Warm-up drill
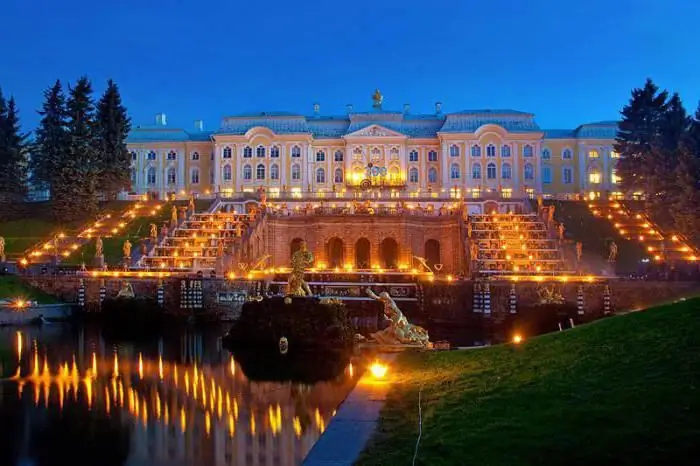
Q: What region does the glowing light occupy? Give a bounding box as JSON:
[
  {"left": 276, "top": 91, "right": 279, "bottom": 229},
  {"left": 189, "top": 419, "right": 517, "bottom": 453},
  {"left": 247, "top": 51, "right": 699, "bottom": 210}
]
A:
[
  {"left": 369, "top": 361, "right": 388, "bottom": 379},
  {"left": 672, "top": 235, "right": 679, "bottom": 242},
  {"left": 512, "top": 334, "right": 523, "bottom": 344},
  {"left": 138, "top": 353, "right": 144, "bottom": 378}
]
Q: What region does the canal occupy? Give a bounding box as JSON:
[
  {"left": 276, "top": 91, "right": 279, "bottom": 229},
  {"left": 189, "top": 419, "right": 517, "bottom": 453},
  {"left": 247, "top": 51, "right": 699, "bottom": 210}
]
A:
[{"left": 0, "top": 324, "right": 359, "bottom": 466}]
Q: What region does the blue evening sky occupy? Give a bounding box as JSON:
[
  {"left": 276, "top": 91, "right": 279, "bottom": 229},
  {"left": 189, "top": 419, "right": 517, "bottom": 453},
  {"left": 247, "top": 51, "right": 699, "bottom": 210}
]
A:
[{"left": 2, "top": 0, "right": 699, "bottom": 132}]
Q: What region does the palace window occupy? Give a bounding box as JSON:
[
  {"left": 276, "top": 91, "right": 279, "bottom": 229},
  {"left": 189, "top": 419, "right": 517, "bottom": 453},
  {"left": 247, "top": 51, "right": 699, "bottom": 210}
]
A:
[
  {"left": 316, "top": 167, "right": 325, "bottom": 183},
  {"left": 131, "top": 151, "right": 137, "bottom": 161},
  {"left": 563, "top": 167, "right": 573, "bottom": 184},
  {"left": 147, "top": 167, "right": 156, "bottom": 184},
  {"left": 611, "top": 169, "right": 620, "bottom": 185},
  {"left": 472, "top": 163, "right": 482, "bottom": 180},
  {"left": 542, "top": 148, "right": 551, "bottom": 160},
  {"left": 389, "top": 166, "right": 400, "bottom": 181},
  {"left": 191, "top": 151, "right": 200, "bottom": 161},
  {"left": 291, "top": 146, "right": 301, "bottom": 158},
  {"left": 256, "top": 146, "right": 266, "bottom": 158},
  {"left": 409, "top": 167, "right": 419, "bottom": 183},
  {"left": 353, "top": 147, "right": 363, "bottom": 161},
  {"left": 371, "top": 147, "right": 381, "bottom": 162},
  {"left": 270, "top": 146, "right": 280, "bottom": 158},
  {"left": 562, "top": 148, "right": 572, "bottom": 160},
  {"left": 147, "top": 151, "right": 156, "bottom": 161},
  {"left": 243, "top": 146, "right": 252, "bottom": 158},
  {"left": 167, "top": 151, "right": 177, "bottom": 161},
  {"left": 487, "top": 162, "right": 496, "bottom": 180},
  {"left": 611, "top": 150, "right": 620, "bottom": 159},
  {"left": 501, "top": 145, "right": 511, "bottom": 157},
  {"left": 450, "top": 145, "right": 460, "bottom": 157},
  {"left": 486, "top": 144, "right": 496, "bottom": 157},
  {"left": 543, "top": 166, "right": 552, "bottom": 184},
  {"left": 256, "top": 164, "right": 265, "bottom": 180},
  {"left": 589, "top": 169, "right": 601, "bottom": 184},
  {"left": 588, "top": 149, "right": 599, "bottom": 159},
  {"left": 270, "top": 164, "right": 279, "bottom": 180},
  {"left": 524, "top": 163, "right": 534, "bottom": 180},
  {"left": 220, "top": 147, "right": 231, "bottom": 159},
  {"left": 291, "top": 164, "right": 301, "bottom": 181},
  {"left": 167, "top": 167, "right": 177, "bottom": 184},
  {"left": 316, "top": 150, "right": 325, "bottom": 162},
  {"left": 450, "top": 163, "right": 460, "bottom": 179},
  {"left": 334, "top": 150, "right": 344, "bottom": 162},
  {"left": 502, "top": 163, "right": 512, "bottom": 180},
  {"left": 130, "top": 168, "right": 136, "bottom": 182},
  {"left": 428, "top": 167, "right": 438, "bottom": 183},
  {"left": 191, "top": 168, "right": 200, "bottom": 184},
  {"left": 225, "top": 164, "right": 234, "bottom": 181},
  {"left": 390, "top": 147, "right": 400, "bottom": 160},
  {"left": 428, "top": 150, "right": 438, "bottom": 162},
  {"left": 471, "top": 145, "right": 481, "bottom": 157},
  {"left": 334, "top": 168, "right": 343, "bottom": 183},
  {"left": 523, "top": 145, "right": 533, "bottom": 158},
  {"left": 409, "top": 150, "right": 418, "bottom": 162}
]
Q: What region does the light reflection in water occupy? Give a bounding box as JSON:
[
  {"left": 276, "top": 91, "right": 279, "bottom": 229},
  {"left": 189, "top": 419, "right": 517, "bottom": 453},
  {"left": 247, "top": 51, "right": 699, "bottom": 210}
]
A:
[{"left": 2, "top": 327, "right": 359, "bottom": 466}]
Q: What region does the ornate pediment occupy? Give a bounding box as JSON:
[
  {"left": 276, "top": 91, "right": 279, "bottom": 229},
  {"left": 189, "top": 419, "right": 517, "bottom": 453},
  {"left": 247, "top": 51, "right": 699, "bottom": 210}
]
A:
[{"left": 345, "top": 124, "right": 405, "bottom": 138}]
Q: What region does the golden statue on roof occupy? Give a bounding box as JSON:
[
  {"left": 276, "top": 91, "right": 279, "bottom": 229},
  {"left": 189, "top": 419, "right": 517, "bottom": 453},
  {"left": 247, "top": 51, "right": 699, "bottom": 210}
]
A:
[{"left": 372, "top": 88, "right": 383, "bottom": 108}]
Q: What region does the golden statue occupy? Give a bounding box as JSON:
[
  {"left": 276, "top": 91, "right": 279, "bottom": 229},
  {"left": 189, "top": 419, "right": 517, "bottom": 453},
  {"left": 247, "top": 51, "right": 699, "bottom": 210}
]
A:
[
  {"left": 371, "top": 88, "right": 383, "bottom": 108},
  {"left": 117, "top": 281, "right": 135, "bottom": 299},
  {"left": 366, "top": 288, "right": 431, "bottom": 347},
  {"left": 123, "top": 240, "right": 132, "bottom": 258},
  {"left": 286, "top": 241, "right": 314, "bottom": 296},
  {"left": 95, "top": 236, "right": 103, "bottom": 257},
  {"left": 537, "top": 285, "right": 565, "bottom": 305}
]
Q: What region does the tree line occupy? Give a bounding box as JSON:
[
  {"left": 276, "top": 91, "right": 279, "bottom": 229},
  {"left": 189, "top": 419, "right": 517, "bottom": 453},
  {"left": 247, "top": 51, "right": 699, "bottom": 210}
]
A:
[
  {"left": 614, "top": 78, "right": 700, "bottom": 245},
  {"left": 0, "top": 77, "right": 130, "bottom": 221}
]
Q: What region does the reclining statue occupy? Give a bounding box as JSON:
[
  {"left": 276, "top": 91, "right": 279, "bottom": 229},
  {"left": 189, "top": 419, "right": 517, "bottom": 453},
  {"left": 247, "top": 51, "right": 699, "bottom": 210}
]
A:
[{"left": 366, "top": 288, "right": 431, "bottom": 347}]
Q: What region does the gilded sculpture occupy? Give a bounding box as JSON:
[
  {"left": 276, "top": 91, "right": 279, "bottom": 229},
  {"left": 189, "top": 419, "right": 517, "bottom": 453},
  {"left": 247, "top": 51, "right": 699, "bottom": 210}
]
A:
[
  {"left": 371, "top": 88, "right": 383, "bottom": 108},
  {"left": 95, "top": 236, "right": 103, "bottom": 257},
  {"left": 286, "top": 241, "right": 314, "bottom": 296},
  {"left": 366, "top": 288, "right": 431, "bottom": 347}
]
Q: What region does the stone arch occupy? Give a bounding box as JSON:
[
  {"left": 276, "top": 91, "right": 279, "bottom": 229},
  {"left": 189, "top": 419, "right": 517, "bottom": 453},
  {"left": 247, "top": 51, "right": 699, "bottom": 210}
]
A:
[
  {"left": 424, "top": 239, "right": 441, "bottom": 270},
  {"left": 290, "top": 237, "right": 304, "bottom": 259},
  {"left": 380, "top": 237, "right": 399, "bottom": 269},
  {"left": 326, "top": 237, "right": 344, "bottom": 268},
  {"left": 355, "top": 238, "right": 371, "bottom": 269},
  {"left": 484, "top": 201, "right": 499, "bottom": 215}
]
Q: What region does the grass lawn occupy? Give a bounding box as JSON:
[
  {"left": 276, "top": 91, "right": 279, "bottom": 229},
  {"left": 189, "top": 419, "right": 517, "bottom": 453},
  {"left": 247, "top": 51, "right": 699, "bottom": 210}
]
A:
[
  {"left": 357, "top": 299, "right": 700, "bottom": 466},
  {"left": 0, "top": 275, "right": 62, "bottom": 304}
]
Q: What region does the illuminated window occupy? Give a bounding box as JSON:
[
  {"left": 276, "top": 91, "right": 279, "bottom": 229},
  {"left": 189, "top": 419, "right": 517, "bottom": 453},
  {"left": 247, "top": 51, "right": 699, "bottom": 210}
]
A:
[
  {"left": 270, "top": 146, "right": 280, "bottom": 158},
  {"left": 589, "top": 170, "right": 601, "bottom": 184},
  {"left": 334, "top": 168, "right": 343, "bottom": 183},
  {"left": 542, "top": 148, "right": 551, "bottom": 160},
  {"left": 428, "top": 150, "right": 438, "bottom": 162},
  {"left": 167, "top": 151, "right": 177, "bottom": 160},
  {"left": 371, "top": 147, "right": 381, "bottom": 162},
  {"left": 243, "top": 146, "right": 252, "bottom": 158},
  {"left": 450, "top": 164, "right": 460, "bottom": 179},
  {"left": 167, "top": 167, "right": 177, "bottom": 184},
  {"left": 291, "top": 164, "right": 301, "bottom": 180},
  {"left": 501, "top": 188, "right": 512, "bottom": 199},
  {"left": 611, "top": 169, "right": 621, "bottom": 184},
  {"left": 241, "top": 165, "right": 250, "bottom": 181},
  {"left": 471, "top": 188, "right": 481, "bottom": 198},
  {"left": 270, "top": 164, "right": 279, "bottom": 180},
  {"left": 501, "top": 145, "right": 511, "bottom": 157},
  {"left": 409, "top": 150, "right": 418, "bottom": 162},
  {"left": 542, "top": 166, "right": 552, "bottom": 184},
  {"left": 501, "top": 163, "right": 512, "bottom": 180},
  {"left": 487, "top": 163, "right": 496, "bottom": 179},
  {"left": 409, "top": 167, "right": 419, "bottom": 183},
  {"left": 390, "top": 147, "right": 400, "bottom": 160},
  {"left": 291, "top": 146, "right": 301, "bottom": 158},
  {"left": 256, "top": 146, "right": 266, "bottom": 158},
  {"left": 563, "top": 167, "right": 573, "bottom": 184},
  {"left": 191, "top": 168, "right": 200, "bottom": 184},
  {"left": 316, "top": 168, "right": 326, "bottom": 183},
  {"left": 191, "top": 151, "right": 200, "bottom": 161},
  {"left": 472, "top": 163, "right": 482, "bottom": 180},
  {"left": 562, "top": 148, "right": 572, "bottom": 159},
  {"left": 611, "top": 150, "right": 620, "bottom": 159},
  {"left": 353, "top": 147, "right": 363, "bottom": 161},
  {"left": 486, "top": 144, "right": 496, "bottom": 157},
  {"left": 334, "top": 150, "right": 344, "bottom": 162},
  {"left": 471, "top": 145, "right": 481, "bottom": 157},
  {"left": 450, "top": 145, "right": 460, "bottom": 157},
  {"left": 524, "top": 163, "right": 534, "bottom": 180},
  {"left": 588, "top": 149, "right": 599, "bottom": 159},
  {"left": 428, "top": 167, "right": 438, "bottom": 183}
]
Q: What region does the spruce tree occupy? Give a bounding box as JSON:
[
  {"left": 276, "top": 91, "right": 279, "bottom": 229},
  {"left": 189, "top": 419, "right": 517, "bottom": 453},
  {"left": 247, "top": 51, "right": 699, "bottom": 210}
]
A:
[
  {"left": 33, "top": 80, "right": 68, "bottom": 197},
  {"left": 94, "top": 80, "right": 131, "bottom": 200},
  {"left": 669, "top": 141, "right": 700, "bottom": 244},
  {"left": 0, "top": 89, "right": 29, "bottom": 218}
]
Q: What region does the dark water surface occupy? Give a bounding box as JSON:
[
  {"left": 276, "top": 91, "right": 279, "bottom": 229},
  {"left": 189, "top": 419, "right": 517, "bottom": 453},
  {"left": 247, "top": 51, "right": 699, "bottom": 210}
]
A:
[{"left": 0, "top": 324, "right": 358, "bottom": 466}]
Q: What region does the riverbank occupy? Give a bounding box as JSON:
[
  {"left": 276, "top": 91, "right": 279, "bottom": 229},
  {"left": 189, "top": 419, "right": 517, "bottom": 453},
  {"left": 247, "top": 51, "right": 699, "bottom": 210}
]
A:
[{"left": 356, "top": 298, "right": 700, "bottom": 466}]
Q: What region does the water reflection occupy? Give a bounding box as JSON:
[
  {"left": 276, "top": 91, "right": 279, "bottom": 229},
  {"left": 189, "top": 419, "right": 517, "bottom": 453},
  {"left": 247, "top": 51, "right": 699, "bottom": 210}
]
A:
[{"left": 0, "top": 325, "right": 358, "bottom": 466}]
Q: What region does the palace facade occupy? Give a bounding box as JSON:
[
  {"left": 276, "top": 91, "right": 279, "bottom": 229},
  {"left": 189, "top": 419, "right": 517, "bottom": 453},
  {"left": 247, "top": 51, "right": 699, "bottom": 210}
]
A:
[{"left": 126, "top": 92, "right": 620, "bottom": 201}]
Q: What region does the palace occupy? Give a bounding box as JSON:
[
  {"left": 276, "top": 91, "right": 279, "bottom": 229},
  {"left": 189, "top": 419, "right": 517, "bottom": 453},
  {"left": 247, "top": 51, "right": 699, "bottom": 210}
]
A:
[{"left": 126, "top": 91, "right": 620, "bottom": 202}]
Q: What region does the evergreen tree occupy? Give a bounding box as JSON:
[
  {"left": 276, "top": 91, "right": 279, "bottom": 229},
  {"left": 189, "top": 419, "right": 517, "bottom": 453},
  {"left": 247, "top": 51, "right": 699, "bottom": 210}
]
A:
[
  {"left": 0, "top": 88, "right": 29, "bottom": 218},
  {"left": 33, "top": 80, "right": 68, "bottom": 196},
  {"left": 669, "top": 141, "right": 700, "bottom": 244},
  {"left": 94, "top": 80, "right": 131, "bottom": 200}
]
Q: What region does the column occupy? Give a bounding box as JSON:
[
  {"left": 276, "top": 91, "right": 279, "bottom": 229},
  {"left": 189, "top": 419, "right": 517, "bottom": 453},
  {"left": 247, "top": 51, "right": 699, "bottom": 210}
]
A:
[
  {"left": 157, "top": 150, "right": 164, "bottom": 199},
  {"left": 578, "top": 143, "right": 587, "bottom": 193},
  {"left": 420, "top": 147, "right": 427, "bottom": 192},
  {"left": 441, "top": 142, "right": 449, "bottom": 187},
  {"left": 512, "top": 142, "right": 520, "bottom": 195},
  {"left": 602, "top": 146, "right": 609, "bottom": 190},
  {"left": 534, "top": 141, "right": 543, "bottom": 195},
  {"left": 177, "top": 149, "right": 185, "bottom": 194},
  {"left": 280, "top": 144, "right": 288, "bottom": 189},
  {"left": 136, "top": 150, "right": 144, "bottom": 194},
  {"left": 464, "top": 141, "right": 471, "bottom": 194},
  {"left": 213, "top": 145, "right": 220, "bottom": 193}
]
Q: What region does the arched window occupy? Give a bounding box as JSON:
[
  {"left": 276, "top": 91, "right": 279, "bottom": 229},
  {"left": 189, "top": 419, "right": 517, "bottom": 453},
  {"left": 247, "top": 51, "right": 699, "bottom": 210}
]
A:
[
  {"left": 147, "top": 151, "right": 156, "bottom": 161},
  {"left": 487, "top": 162, "right": 496, "bottom": 179},
  {"left": 224, "top": 164, "right": 234, "bottom": 181},
  {"left": 501, "top": 145, "right": 511, "bottom": 157},
  {"left": 588, "top": 149, "right": 599, "bottom": 159},
  {"left": 291, "top": 146, "right": 301, "bottom": 158},
  {"left": 241, "top": 164, "right": 250, "bottom": 181},
  {"left": 191, "top": 151, "right": 200, "bottom": 161},
  {"left": 428, "top": 150, "right": 438, "bottom": 162},
  {"left": 334, "top": 168, "right": 343, "bottom": 183},
  {"left": 371, "top": 147, "right": 381, "bottom": 161},
  {"left": 167, "top": 151, "right": 177, "bottom": 160},
  {"left": 243, "top": 146, "right": 252, "bottom": 158},
  {"left": 191, "top": 168, "right": 200, "bottom": 184},
  {"left": 256, "top": 164, "right": 265, "bottom": 180},
  {"left": 409, "top": 167, "right": 419, "bottom": 183},
  {"left": 223, "top": 147, "right": 232, "bottom": 159},
  {"left": 501, "top": 163, "right": 512, "bottom": 180},
  {"left": 409, "top": 150, "right": 418, "bottom": 162},
  {"left": 316, "top": 150, "right": 325, "bottom": 162},
  {"left": 390, "top": 147, "right": 399, "bottom": 160},
  {"left": 147, "top": 167, "right": 156, "bottom": 184},
  {"left": 389, "top": 166, "right": 400, "bottom": 181},
  {"left": 611, "top": 169, "right": 620, "bottom": 185},
  {"left": 450, "top": 144, "right": 460, "bottom": 157},
  {"left": 167, "top": 167, "right": 177, "bottom": 184},
  {"left": 542, "top": 148, "right": 551, "bottom": 160},
  {"left": 353, "top": 147, "right": 363, "bottom": 161},
  {"left": 428, "top": 167, "right": 438, "bottom": 183},
  {"left": 524, "top": 163, "right": 534, "bottom": 180},
  {"left": 523, "top": 144, "right": 533, "bottom": 157},
  {"left": 334, "top": 150, "right": 344, "bottom": 162},
  {"left": 486, "top": 144, "right": 496, "bottom": 157},
  {"left": 130, "top": 151, "right": 137, "bottom": 161},
  {"left": 270, "top": 146, "right": 280, "bottom": 158},
  {"left": 316, "top": 167, "right": 325, "bottom": 183},
  {"left": 472, "top": 163, "right": 482, "bottom": 179},
  {"left": 589, "top": 168, "right": 601, "bottom": 184},
  {"left": 256, "top": 146, "right": 266, "bottom": 158},
  {"left": 562, "top": 148, "right": 572, "bottom": 159},
  {"left": 471, "top": 145, "right": 481, "bottom": 157},
  {"left": 450, "top": 163, "right": 460, "bottom": 179},
  {"left": 270, "top": 164, "right": 279, "bottom": 180},
  {"left": 291, "top": 164, "right": 301, "bottom": 181}
]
